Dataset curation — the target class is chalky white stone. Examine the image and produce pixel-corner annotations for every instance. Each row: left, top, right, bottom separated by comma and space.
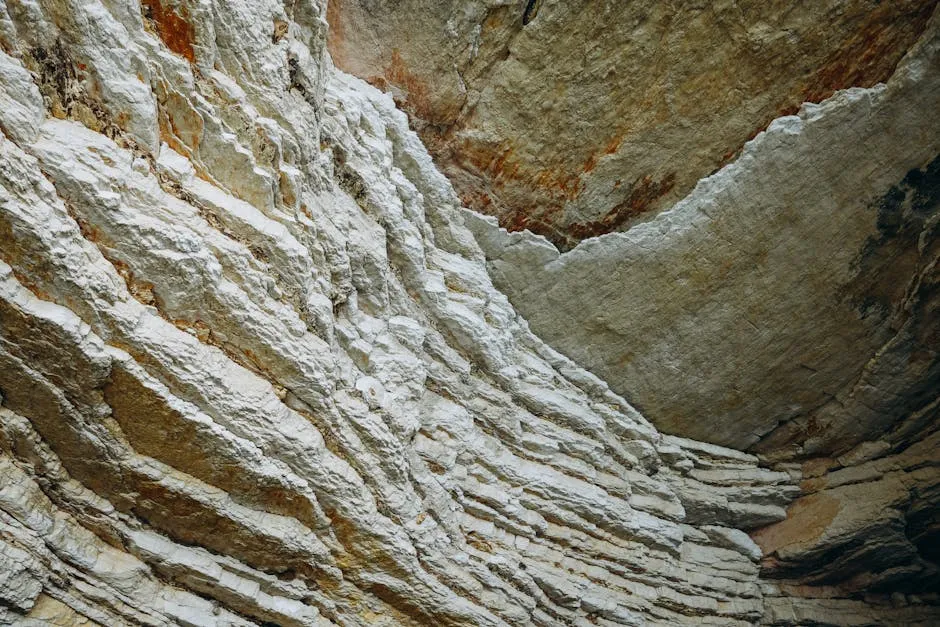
0, 0, 936, 625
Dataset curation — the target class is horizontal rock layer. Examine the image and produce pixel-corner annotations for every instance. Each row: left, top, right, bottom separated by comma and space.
0, 0, 804, 625
465, 10, 940, 621
0, 0, 937, 625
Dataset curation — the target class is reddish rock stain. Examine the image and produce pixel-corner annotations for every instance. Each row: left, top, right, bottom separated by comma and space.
142, 0, 195, 63
566, 173, 677, 244
329, 0, 937, 248
381, 50, 439, 126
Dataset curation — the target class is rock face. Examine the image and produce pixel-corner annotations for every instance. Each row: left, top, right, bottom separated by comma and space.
0, 0, 796, 625
468, 15, 940, 457
0, 1, 937, 626
327, 0, 936, 249
460, 10, 940, 621
755, 427, 940, 611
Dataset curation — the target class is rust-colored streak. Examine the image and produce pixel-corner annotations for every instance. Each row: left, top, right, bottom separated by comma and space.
499, 206, 564, 243
325, 0, 347, 68
721, 1, 937, 172
582, 152, 598, 174
604, 136, 623, 155
566, 173, 676, 244
451, 138, 679, 249
452, 136, 584, 232
142, 0, 195, 63
327, 0, 937, 250
800, 1, 936, 104
380, 49, 436, 124
583, 133, 625, 173
451, 125, 677, 249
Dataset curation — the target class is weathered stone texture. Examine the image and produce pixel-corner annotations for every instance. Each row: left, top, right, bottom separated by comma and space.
755, 422, 940, 624
470, 13, 940, 459
0, 0, 937, 625
0, 0, 832, 625
462, 12, 940, 619
328, 0, 937, 249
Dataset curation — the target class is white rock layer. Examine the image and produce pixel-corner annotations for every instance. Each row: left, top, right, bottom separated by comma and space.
0, 0, 936, 625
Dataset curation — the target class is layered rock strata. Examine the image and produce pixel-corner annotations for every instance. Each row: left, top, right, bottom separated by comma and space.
0, 0, 818, 624
327, 0, 937, 249
756, 425, 940, 615
0, 0, 937, 625
464, 10, 940, 622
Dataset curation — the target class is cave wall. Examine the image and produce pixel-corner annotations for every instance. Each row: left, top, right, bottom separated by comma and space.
0, 0, 937, 625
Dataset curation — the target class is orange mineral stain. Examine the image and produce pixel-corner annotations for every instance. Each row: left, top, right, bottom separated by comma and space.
142, 0, 195, 63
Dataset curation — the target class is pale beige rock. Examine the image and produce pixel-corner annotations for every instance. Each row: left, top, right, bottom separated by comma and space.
328, 0, 936, 249
0, 0, 815, 624
0, 0, 936, 624
753, 427, 940, 602
469, 13, 940, 459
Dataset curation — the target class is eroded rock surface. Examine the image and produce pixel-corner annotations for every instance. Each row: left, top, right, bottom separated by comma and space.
0, 0, 937, 625
0, 0, 813, 625
470, 14, 940, 458
328, 0, 936, 249
755, 427, 940, 604
464, 12, 940, 621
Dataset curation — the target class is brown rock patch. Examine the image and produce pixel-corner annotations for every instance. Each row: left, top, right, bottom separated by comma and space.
142, 0, 195, 63
751, 492, 842, 558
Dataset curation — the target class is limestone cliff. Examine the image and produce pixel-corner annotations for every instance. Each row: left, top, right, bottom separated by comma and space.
0, 0, 936, 626
464, 10, 940, 616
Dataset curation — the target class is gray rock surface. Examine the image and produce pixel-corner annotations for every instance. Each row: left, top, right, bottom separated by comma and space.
468, 13, 940, 459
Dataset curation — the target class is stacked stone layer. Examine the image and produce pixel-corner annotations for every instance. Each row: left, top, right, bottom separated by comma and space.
0, 0, 937, 625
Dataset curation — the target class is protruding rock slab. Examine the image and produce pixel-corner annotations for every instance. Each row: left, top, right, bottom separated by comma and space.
328, 0, 936, 249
